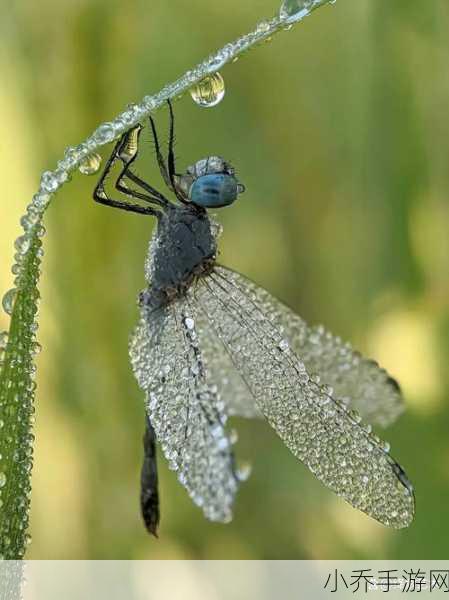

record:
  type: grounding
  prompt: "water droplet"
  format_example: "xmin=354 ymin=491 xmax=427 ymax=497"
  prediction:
xmin=36 ymin=224 xmax=46 ymax=238
xmin=0 ymin=331 xmax=8 ymax=348
xmin=2 ymin=288 xmax=17 ymax=315
xmin=54 ymin=167 xmax=69 ymax=186
xmin=14 ymin=235 xmax=30 ymax=255
xmin=32 ymin=192 xmax=51 ymax=209
xmin=204 ymin=47 xmax=232 ymax=74
xmin=184 ymin=317 xmax=195 ymax=330
xmin=0 ymin=420 xmax=4 ymax=429
xmin=0 ymin=473 xmax=6 ymax=488
xmin=30 ymin=341 xmax=42 ymax=357
xmin=236 ymin=461 xmax=252 ymax=481
xmin=190 ymin=72 xmax=225 ymax=108
xmin=121 ymin=103 xmax=141 ymax=126
xmin=79 ymin=152 xmax=102 ymax=176
xmin=278 ymin=339 xmax=289 ymax=352
xmin=256 ymin=20 xmax=272 ymax=34
xmin=142 ymin=96 xmax=157 ymax=111
xmin=60 ymin=145 xmax=84 ymax=170
xmin=280 ymin=0 xmax=324 ymax=24
xmin=93 ymin=122 xmax=116 ymax=144
xmin=40 ymin=170 xmax=59 ymax=193
xmin=310 ymin=373 xmax=320 ymax=385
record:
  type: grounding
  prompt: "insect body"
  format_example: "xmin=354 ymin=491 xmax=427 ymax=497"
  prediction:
xmin=94 ymin=101 xmax=415 ymax=537
xmin=146 ymin=206 xmax=216 ymax=304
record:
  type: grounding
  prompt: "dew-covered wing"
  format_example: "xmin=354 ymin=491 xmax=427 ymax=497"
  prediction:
xmin=192 ymin=301 xmax=261 ymax=419
xmin=189 ymin=266 xmax=414 ymax=528
xmin=222 ymin=269 xmax=404 ymax=428
xmin=129 ymin=297 xmax=240 ymax=523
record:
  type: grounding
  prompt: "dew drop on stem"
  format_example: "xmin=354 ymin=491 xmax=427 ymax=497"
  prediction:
xmin=79 ymin=152 xmax=102 ymax=176
xmin=190 ymin=72 xmax=225 ymax=108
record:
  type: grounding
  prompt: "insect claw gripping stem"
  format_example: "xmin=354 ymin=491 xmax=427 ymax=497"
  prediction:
xmin=93 ymin=125 xmax=172 ymax=216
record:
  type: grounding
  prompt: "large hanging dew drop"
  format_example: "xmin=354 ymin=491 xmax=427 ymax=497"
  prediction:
xmin=78 ymin=152 xmax=102 ymax=176
xmin=190 ymin=72 xmax=225 ymax=108
xmin=0 ymin=473 xmax=7 ymax=488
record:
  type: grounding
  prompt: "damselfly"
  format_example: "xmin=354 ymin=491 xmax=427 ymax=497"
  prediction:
xmin=93 ymin=101 xmax=415 ymax=537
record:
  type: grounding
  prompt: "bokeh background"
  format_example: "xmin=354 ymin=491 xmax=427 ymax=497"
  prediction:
xmin=0 ymin=0 xmax=448 ymax=559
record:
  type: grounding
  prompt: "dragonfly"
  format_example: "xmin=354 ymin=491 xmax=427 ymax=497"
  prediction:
xmin=93 ymin=100 xmax=415 ymax=537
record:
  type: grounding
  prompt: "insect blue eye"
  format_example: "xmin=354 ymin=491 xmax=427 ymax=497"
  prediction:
xmin=189 ymin=174 xmax=240 ymax=208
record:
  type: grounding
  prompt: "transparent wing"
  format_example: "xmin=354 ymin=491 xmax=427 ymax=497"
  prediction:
xmin=129 ymin=297 xmax=240 ymax=523
xmin=192 ymin=301 xmax=261 ymax=419
xmin=189 ymin=266 xmax=414 ymax=528
xmin=222 ymin=269 xmax=404 ymax=428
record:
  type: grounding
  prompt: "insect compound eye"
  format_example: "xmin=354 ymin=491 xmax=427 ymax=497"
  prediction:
xmin=189 ymin=174 xmax=242 ymax=208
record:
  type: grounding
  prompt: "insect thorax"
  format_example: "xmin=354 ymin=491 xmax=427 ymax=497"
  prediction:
xmin=143 ymin=207 xmax=218 ymax=305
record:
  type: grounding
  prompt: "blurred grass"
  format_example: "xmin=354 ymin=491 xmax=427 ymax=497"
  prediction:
xmin=0 ymin=0 xmax=448 ymax=558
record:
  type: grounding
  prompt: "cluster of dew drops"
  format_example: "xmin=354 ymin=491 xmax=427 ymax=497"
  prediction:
xmin=0 ymin=0 xmax=335 ymax=556
xmin=0 ymin=212 xmax=43 ymax=556
xmin=75 ymin=0 xmax=336 ymax=178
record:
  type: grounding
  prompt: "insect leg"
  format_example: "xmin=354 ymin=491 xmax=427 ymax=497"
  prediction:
xmin=149 ymin=112 xmax=171 ymax=189
xmin=116 ymin=166 xmax=171 ymax=208
xmin=93 ymin=132 xmax=161 ymax=217
xmin=141 ymin=417 xmax=160 ymax=537
xmin=115 ymin=127 xmax=172 ymax=208
xmin=149 ymin=101 xmax=188 ymax=205
xmin=167 ymin=99 xmax=188 ymax=204
xmin=166 ymin=99 xmax=177 ymax=188
xmin=93 ymin=191 xmax=160 ymax=217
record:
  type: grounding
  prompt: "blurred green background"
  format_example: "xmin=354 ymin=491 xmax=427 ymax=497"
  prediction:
xmin=0 ymin=0 xmax=448 ymax=559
